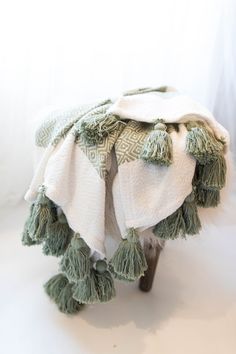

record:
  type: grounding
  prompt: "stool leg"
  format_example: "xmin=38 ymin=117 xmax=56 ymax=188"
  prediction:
xmin=139 ymin=238 xmax=163 ymax=292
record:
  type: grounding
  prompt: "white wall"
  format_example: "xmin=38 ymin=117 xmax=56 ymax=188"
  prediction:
xmin=0 ymin=0 xmax=235 ymax=206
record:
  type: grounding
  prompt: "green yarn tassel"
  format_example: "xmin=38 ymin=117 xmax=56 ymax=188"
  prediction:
xmin=72 ymin=269 xmax=99 ymax=304
xmin=27 ymin=187 xmax=57 ymax=243
xmin=153 ymin=207 xmax=186 ymax=240
xmin=44 ymin=273 xmax=68 ymax=302
xmin=186 ymin=122 xmax=223 ymax=164
xmin=108 ymin=265 xmax=134 ymax=282
xmin=44 ymin=274 xmax=83 ymax=314
xmin=21 ymin=204 xmax=40 ymax=246
xmin=197 ymin=154 xmax=226 ymax=190
xmin=196 ymin=185 xmax=220 ymax=207
xmin=182 ymin=192 xmax=201 ymax=235
xmin=94 ymin=260 xmax=116 ymax=302
xmin=78 ymin=113 xmax=122 ymax=145
xmin=43 ymin=212 xmax=73 ymax=257
xmin=109 ymin=228 xmax=148 ymax=281
xmin=72 ymin=260 xmax=115 ymax=304
xmin=140 ymin=120 xmax=173 ymax=166
xmin=56 ymin=282 xmax=83 ymax=314
xmin=60 ymin=233 xmax=90 ymax=282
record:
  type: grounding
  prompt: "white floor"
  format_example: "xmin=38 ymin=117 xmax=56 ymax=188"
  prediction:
xmin=0 ymin=201 xmax=236 ymax=354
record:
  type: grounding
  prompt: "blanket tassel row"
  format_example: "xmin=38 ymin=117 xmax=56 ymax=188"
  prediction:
xmin=185 ymin=121 xmax=226 ymax=208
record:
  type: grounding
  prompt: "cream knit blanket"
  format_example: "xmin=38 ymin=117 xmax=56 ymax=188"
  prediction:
xmin=25 ymin=89 xmax=230 ymax=258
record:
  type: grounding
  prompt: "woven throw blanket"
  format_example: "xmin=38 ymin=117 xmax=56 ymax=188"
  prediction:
xmin=22 ymin=87 xmax=230 ymax=314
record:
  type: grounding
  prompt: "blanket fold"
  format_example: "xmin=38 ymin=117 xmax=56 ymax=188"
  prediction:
xmin=22 ymin=86 xmax=230 ymax=314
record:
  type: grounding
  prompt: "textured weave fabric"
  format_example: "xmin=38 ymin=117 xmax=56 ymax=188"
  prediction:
xmin=25 ymin=89 xmax=230 ymax=258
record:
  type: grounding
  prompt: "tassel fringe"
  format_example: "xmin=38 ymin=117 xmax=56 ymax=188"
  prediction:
xmin=109 ymin=228 xmax=147 ymax=281
xmin=21 ymin=204 xmax=39 ymax=246
xmin=196 ymin=185 xmax=220 ymax=207
xmin=186 ymin=122 xmax=223 ymax=164
xmin=78 ymin=113 xmax=122 ymax=145
xmin=153 ymin=207 xmax=186 ymax=240
xmin=43 ymin=212 xmax=73 ymax=257
xmin=182 ymin=192 xmax=201 ymax=235
xmin=27 ymin=187 xmax=57 ymax=243
xmin=72 ymin=260 xmax=116 ymax=304
xmin=44 ymin=274 xmax=83 ymax=314
xmin=72 ymin=269 xmax=99 ymax=304
xmin=60 ymin=234 xmax=91 ymax=282
xmin=140 ymin=120 xmax=173 ymax=166
xmin=197 ymin=154 xmax=226 ymax=190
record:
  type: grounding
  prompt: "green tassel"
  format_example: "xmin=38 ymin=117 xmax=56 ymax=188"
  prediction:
xmin=182 ymin=192 xmax=201 ymax=235
xmin=94 ymin=260 xmax=116 ymax=302
xmin=196 ymin=185 xmax=220 ymax=207
xmin=109 ymin=228 xmax=148 ymax=281
xmin=44 ymin=273 xmax=83 ymax=314
xmin=60 ymin=233 xmax=90 ymax=282
xmin=72 ymin=269 xmax=99 ymax=304
xmin=197 ymin=154 xmax=226 ymax=190
xmin=186 ymin=122 xmax=223 ymax=164
xmin=27 ymin=187 xmax=57 ymax=243
xmin=21 ymin=204 xmax=40 ymax=246
xmin=153 ymin=207 xmax=186 ymax=240
xmin=43 ymin=212 xmax=73 ymax=257
xmin=56 ymin=282 xmax=83 ymax=314
xmin=44 ymin=273 xmax=68 ymax=302
xmin=140 ymin=120 xmax=173 ymax=166
xmin=78 ymin=112 xmax=122 ymax=145
xmin=108 ymin=265 xmax=134 ymax=282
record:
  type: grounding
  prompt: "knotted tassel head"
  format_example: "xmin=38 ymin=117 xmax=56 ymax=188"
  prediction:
xmin=44 ymin=273 xmax=83 ymax=314
xmin=94 ymin=260 xmax=116 ymax=302
xmin=182 ymin=191 xmax=201 ymax=235
xmin=140 ymin=119 xmax=173 ymax=166
xmin=109 ymin=228 xmax=148 ymax=281
xmin=197 ymin=153 xmax=227 ymax=190
xmin=43 ymin=212 xmax=73 ymax=257
xmin=153 ymin=207 xmax=186 ymax=240
xmin=27 ymin=186 xmax=57 ymax=243
xmin=185 ymin=122 xmax=224 ymax=164
xmin=60 ymin=233 xmax=91 ymax=282
xmin=77 ymin=112 xmax=122 ymax=145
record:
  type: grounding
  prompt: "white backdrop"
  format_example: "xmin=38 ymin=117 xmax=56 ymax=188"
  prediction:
xmin=0 ymin=0 xmax=235 ymax=207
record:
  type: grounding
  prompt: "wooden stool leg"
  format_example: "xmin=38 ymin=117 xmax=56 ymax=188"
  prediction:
xmin=139 ymin=238 xmax=163 ymax=292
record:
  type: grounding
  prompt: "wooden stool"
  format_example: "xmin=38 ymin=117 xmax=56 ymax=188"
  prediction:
xmin=139 ymin=238 xmax=164 ymax=292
